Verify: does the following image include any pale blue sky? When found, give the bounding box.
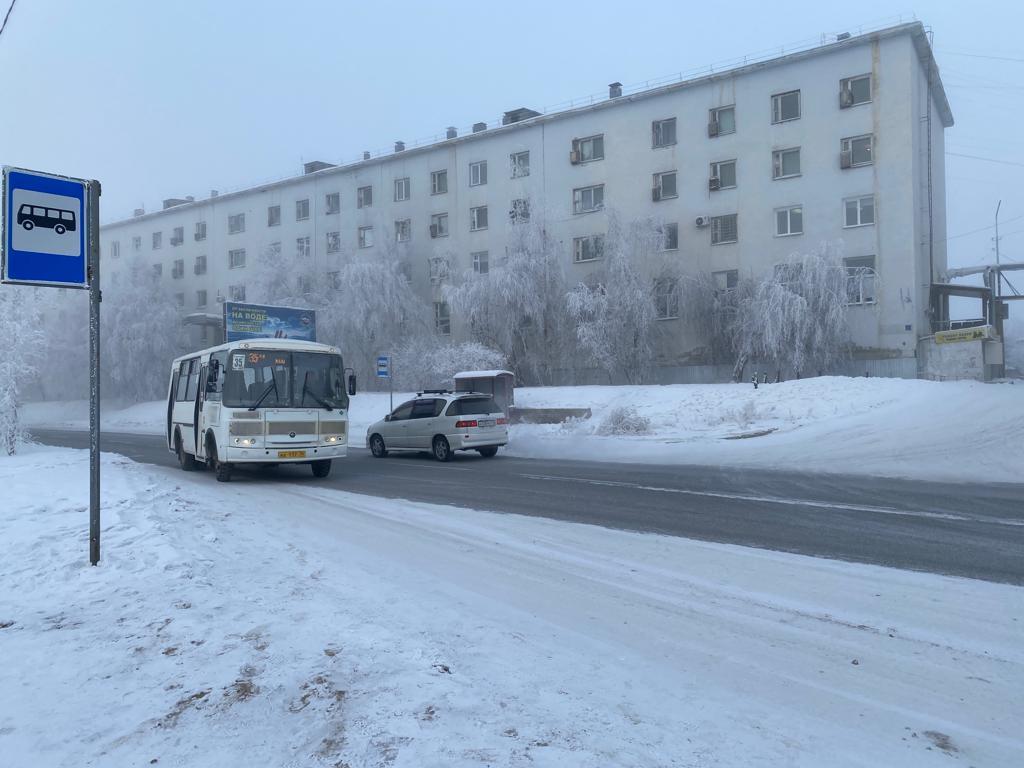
[1,0,1021,269]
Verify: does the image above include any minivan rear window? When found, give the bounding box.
[447,396,499,416]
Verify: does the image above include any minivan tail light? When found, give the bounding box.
[455,420,478,429]
[496,418,508,425]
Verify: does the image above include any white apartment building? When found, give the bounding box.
[99,21,952,379]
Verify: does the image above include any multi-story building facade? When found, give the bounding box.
[99,21,952,378]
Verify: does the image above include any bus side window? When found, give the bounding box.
[176,361,190,401]
[185,360,200,401]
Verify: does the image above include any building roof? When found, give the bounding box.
[104,21,951,229]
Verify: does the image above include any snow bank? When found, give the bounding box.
[1,447,1021,766]
[21,376,1024,483]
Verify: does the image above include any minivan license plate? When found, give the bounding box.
[278,450,306,459]
[479,419,495,428]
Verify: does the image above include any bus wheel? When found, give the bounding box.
[311,459,332,478]
[22,220,33,230]
[207,437,231,482]
[54,224,66,235]
[215,461,232,483]
[175,433,196,471]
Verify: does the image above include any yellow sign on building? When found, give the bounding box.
[934,326,991,345]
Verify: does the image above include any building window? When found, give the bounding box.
[510,198,530,224]
[132,235,142,251]
[358,226,374,249]
[196,289,207,308]
[710,214,738,245]
[573,184,605,214]
[195,221,207,241]
[709,105,736,137]
[775,205,803,236]
[299,276,312,296]
[470,205,488,231]
[434,301,451,335]
[661,222,678,251]
[771,90,801,123]
[573,234,605,263]
[110,241,120,259]
[713,269,739,292]
[773,147,801,179]
[228,213,245,234]
[326,231,341,253]
[325,192,340,214]
[654,278,679,320]
[845,256,877,305]
[229,248,246,269]
[230,284,246,302]
[357,186,372,208]
[267,205,281,227]
[200,326,208,342]
[841,135,873,167]
[430,213,449,238]
[571,134,604,163]
[429,256,450,284]
[395,218,411,242]
[844,195,875,227]
[152,231,162,250]
[472,251,489,274]
[510,151,530,178]
[469,160,487,186]
[327,271,341,290]
[431,170,448,195]
[653,171,677,201]
[840,74,872,108]
[175,292,185,309]
[296,199,310,221]
[268,241,282,258]
[194,254,207,275]
[152,263,162,277]
[710,159,737,189]
[296,236,311,258]
[652,118,677,148]
[394,177,410,201]
[172,258,185,279]
[171,226,184,246]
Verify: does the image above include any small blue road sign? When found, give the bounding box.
[2,166,91,288]
[376,355,391,379]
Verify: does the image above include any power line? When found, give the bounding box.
[0,0,16,41]
[942,213,1024,243]
[938,49,1024,63]
[946,151,1024,168]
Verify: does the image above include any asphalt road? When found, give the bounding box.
[30,428,1024,585]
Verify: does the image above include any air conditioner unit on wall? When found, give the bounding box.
[652,188,661,202]
[708,176,721,191]
[569,150,581,164]
[429,224,438,238]
[695,216,710,228]
[840,150,853,169]
[839,88,854,108]
[707,120,719,137]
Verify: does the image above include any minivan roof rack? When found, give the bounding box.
[417,388,451,395]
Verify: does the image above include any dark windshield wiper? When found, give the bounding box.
[301,371,334,411]
[248,377,279,411]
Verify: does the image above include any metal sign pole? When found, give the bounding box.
[390,357,394,412]
[87,180,101,566]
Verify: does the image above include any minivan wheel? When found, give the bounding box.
[477,446,498,458]
[369,434,388,458]
[432,435,452,462]
[311,459,332,478]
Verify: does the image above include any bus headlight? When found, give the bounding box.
[322,435,342,444]
[234,437,258,447]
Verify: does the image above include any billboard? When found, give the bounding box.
[223,301,317,343]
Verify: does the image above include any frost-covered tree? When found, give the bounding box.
[32,289,90,401]
[251,240,430,385]
[565,214,664,384]
[445,207,574,385]
[733,243,852,378]
[102,256,187,402]
[392,339,506,391]
[0,287,45,454]
[678,270,756,371]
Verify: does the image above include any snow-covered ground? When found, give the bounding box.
[2,446,1021,767]
[22,376,1024,483]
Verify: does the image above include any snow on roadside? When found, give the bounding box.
[1,446,1022,767]
[20,376,1024,482]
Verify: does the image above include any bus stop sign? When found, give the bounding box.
[376,355,391,379]
[1,166,91,288]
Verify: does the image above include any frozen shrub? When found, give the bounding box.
[596,406,651,436]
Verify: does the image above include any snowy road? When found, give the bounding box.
[2,447,1022,767]
[31,428,1024,585]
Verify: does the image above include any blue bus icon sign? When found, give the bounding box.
[2,166,91,289]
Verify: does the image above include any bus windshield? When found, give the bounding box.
[223,350,348,410]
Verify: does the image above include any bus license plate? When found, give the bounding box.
[278,450,306,459]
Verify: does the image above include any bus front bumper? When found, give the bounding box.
[222,443,348,463]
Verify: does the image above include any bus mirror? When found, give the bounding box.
[206,359,220,392]
[347,373,357,397]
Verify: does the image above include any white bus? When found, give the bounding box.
[167,338,355,482]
